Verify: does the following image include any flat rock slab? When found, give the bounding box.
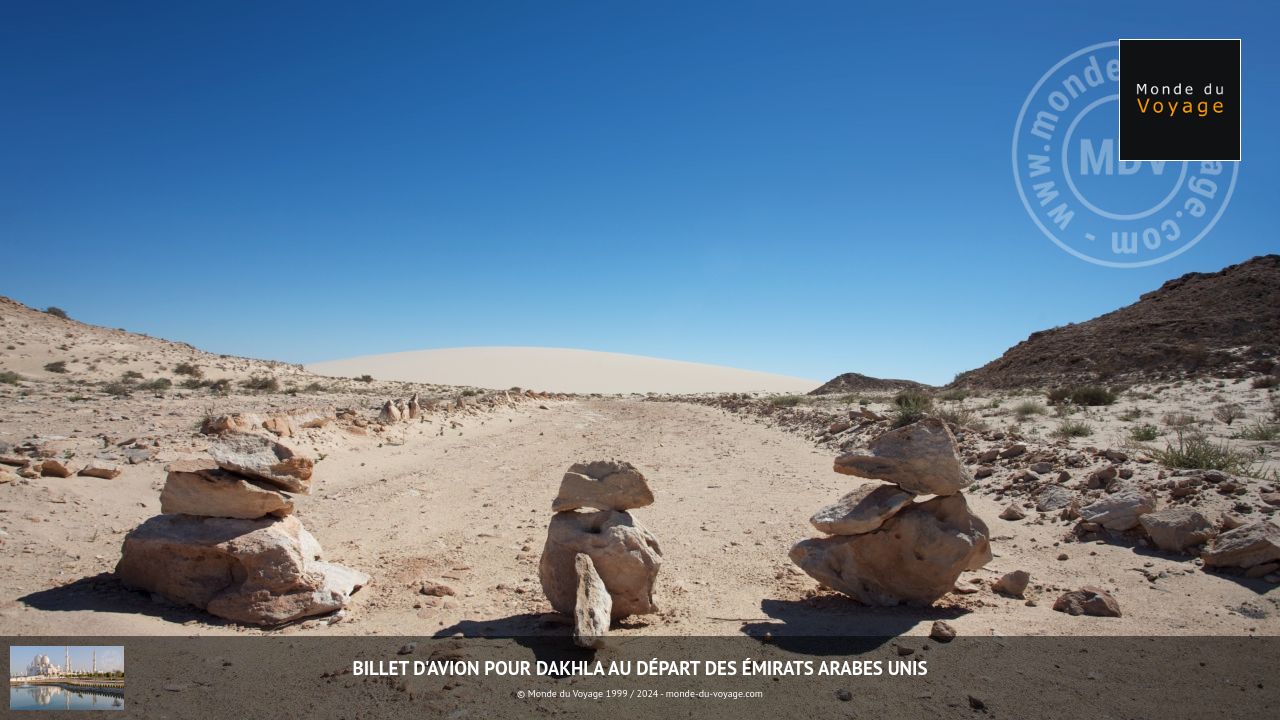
[790,493,992,606]
[78,461,123,479]
[832,418,968,496]
[1139,507,1215,553]
[160,458,294,519]
[1079,488,1155,531]
[810,483,913,535]
[539,510,661,619]
[552,460,654,513]
[573,553,611,649]
[208,433,313,494]
[1202,521,1280,569]
[116,514,365,626]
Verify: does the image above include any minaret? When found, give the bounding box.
[65,647,70,676]
[93,650,97,674]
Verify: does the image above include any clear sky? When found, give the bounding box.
[9,646,124,676]
[1,1,1275,385]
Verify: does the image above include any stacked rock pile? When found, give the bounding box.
[790,417,992,606]
[538,460,662,648]
[115,432,368,626]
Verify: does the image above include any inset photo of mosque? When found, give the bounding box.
[9,646,124,712]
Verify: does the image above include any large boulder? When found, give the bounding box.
[208,433,313,494]
[572,553,611,649]
[552,460,654,513]
[809,483,913,535]
[539,510,661,619]
[789,494,992,606]
[832,418,969,496]
[1139,507,1215,553]
[1052,587,1121,617]
[1202,521,1280,570]
[1078,488,1155,531]
[115,514,366,626]
[159,459,294,519]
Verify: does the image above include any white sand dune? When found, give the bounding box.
[306,347,820,394]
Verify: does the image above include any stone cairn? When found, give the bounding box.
[115,432,369,626]
[538,460,662,648]
[790,417,992,606]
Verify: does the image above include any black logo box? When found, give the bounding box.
[1119,38,1241,161]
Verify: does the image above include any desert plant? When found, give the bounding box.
[1148,430,1257,474]
[1069,386,1116,406]
[303,381,327,393]
[241,375,279,392]
[44,306,68,319]
[1235,420,1280,442]
[141,377,172,392]
[1046,387,1071,405]
[1118,407,1144,421]
[44,360,68,373]
[208,378,232,394]
[892,389,933,427]
[936,388,970,402]
[937,404,987,431]
[1212,403,1246,426]
[358,374,374,383]
[1163,412,1197,430]
[102,381,131,397]
[122,370,144,380]
[1013,400,1047,419]
[174,362,203,378]
[1052,419,1094,438]
[0,370,21,385]
[768,395,805,408]
[1252,375,1279,390]
[1129,423,1160,442]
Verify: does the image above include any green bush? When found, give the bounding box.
[769,395,805,408]
[44,360,68,373]
[1236,420,1280,442]
[1149,431,1257,474]
[1129,423,1160,442]
[1013,400,1047,418]
[936,388,970,402]
[0,370,22,385]
[241,375,279,392]
[174,362,203,378]
[1046,387,1071,405]
[1052,419,1093,438]
[45,306,69,319]
[1069,386,1116,406]
[892,390,933,427]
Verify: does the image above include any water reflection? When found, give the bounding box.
[9,683,125,711]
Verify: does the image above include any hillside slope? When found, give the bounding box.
[951,255,1280,389]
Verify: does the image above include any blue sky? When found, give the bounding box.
[9,646,124,675]
[1,1,1275,385]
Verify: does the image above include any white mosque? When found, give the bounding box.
[25,653,64,677]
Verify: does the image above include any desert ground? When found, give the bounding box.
[1,297,1277,640]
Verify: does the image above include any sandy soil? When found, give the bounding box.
[306,347,819,394]
[2,398,1275,639]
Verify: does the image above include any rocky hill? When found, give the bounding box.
[808,372,929,396]
[952,254,1280,389]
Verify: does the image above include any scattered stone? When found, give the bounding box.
[1034,485,1074,512]
[1139,507,1215,553]
[999,444,1026,459]
[1029,461,1053,474]
[208,433,313,494]
[39,459,76,478]
[1052,587,1121,617]
[160,459,294,519]
[994,570,1030,598]
[78,461,123,479]
[1202,521,1280,570]
[810,483,913,535]
[1078,488,1155,531]
[833,418,969,496]
[790,494,991,606]
[999,503,1026,521]
[115,514,367,626]
[929,620,956,642]
[262,416,293,438]
[552,460,654,513]
[572,553,611,649]
[540,509,662,619]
